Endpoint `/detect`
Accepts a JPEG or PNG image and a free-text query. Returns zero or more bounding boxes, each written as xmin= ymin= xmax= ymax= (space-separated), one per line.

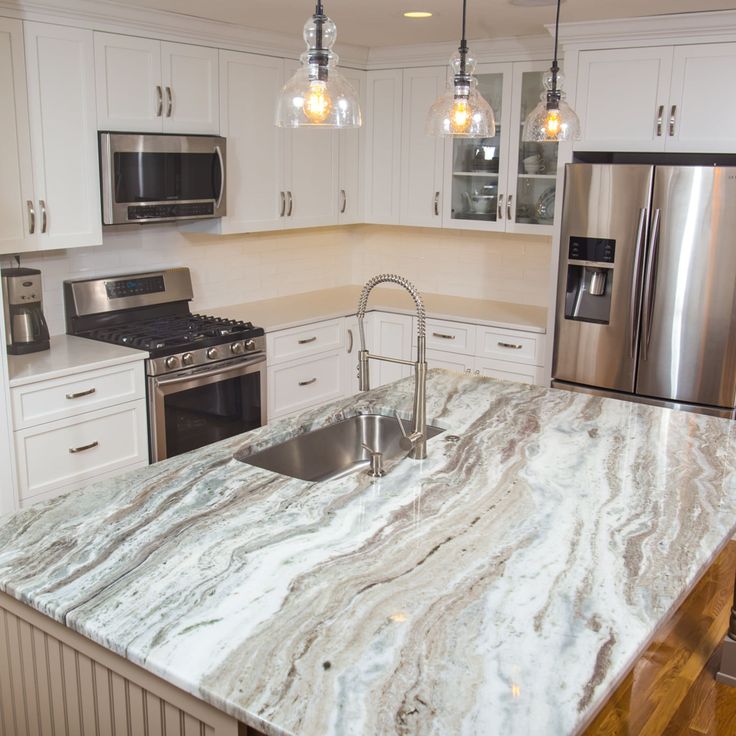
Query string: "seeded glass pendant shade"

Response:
xmin=426 ymin=0 xmax=495 ymax=138
xmin=522 ymin=0 xmax=580 ymax=142
xmin=275 ymin=1 xmax=361 ymax=128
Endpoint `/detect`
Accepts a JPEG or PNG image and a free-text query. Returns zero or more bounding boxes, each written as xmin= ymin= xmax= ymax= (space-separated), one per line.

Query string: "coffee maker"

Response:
xmin=1 ymin=267 xmax=50 ymax=354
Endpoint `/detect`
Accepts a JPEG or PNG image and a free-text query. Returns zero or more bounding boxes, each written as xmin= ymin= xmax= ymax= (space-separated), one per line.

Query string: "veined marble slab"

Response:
xmin=0 ymin=371 xmax=735 ymax=736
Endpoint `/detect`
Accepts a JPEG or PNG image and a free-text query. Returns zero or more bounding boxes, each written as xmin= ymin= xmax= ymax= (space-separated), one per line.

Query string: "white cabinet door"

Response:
xmin=426 ymin=349 xmax=473 ymax=375
xmin=338 ymin=69 xmax=365 ymax=224
xmin=343 ymin=315 xmax=362 ymax=397
xmin=94 ymin=32 xmax=162 ymax=132
xmin=25 ymin=22 xmax=101 ymax=250
xmin=575 ymin=47 xmax=673 ymax=152
xmin=0 ymin=18 xmax=36 ymax=254
xmin=162 ymin=41 xmax=219 ymax=134
xmin=370 ymin=312 xmax=413 ymax=388
xmin=667 ymin=43 xmax=736 ymax=153
xmin=364 ymin=69 xmax=402 ymax=224
xmin=400 ymin=67 xmax=446 ymax=227
xmin=219 ymin=50 xmax=285 ymax=233
xmin=473 ymin=356 xmax=543 ymax=385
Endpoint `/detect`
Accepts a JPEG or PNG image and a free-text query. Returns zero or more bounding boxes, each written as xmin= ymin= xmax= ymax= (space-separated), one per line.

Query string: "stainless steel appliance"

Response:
xmin=1 ymin=267 xmax=50 ymax=355
xmin=99 ymin=133 xmax=226 ymax=225
xmin=553 ymin=164 xmax=736 ymax=418
xmin=64 ymin=268 xmax=266 ymax=461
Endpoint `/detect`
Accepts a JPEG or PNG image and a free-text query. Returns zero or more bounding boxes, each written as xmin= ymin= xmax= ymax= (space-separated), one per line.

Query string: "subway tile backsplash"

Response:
xmin=6 ymin=224 xmax=551 ymax=336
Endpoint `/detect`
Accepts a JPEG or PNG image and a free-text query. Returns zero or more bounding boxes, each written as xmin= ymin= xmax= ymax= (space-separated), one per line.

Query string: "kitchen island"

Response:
xmin=0 ymin=370 xmax=735 ymax=735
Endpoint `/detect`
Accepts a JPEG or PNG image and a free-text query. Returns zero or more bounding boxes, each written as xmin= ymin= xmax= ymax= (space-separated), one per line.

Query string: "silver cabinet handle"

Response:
xmin=497 ymin=341 xmax=522 ymax=350
xmin=66 ymin=387 xmax=96 ymax=400
xmin=432 ymin=332 xmax=456 ymax=340
xmin=347 ymin=328 xmax=354 ymax=353
xmin=39 ymin=199 xmax=47 ymax=233
xmin=497 ymin=193 xmax=504 ymax=220
xmin=641 ymin=208 xmax=661 ymax=361
xmin=69 ymin=441 xmax=99 ymax=454
xmin=669 ymin=105 xmax=676 ymax=136
xmin=287 ymin=190 xmax=293 ymax=216
xmin=156 ymin=85 xmax=163 ymax=117
xmin=298 ymin=378 xmax=317 ymax=386
xmin=340 ymin=189 xmax=347 ymax=214
xmin=26 ymin=200 xmax=35 ymax=234
xmin=630 ymin=208 xmax=648 ymax=359
xmin=298 ymin=336 xmax=317 ymax=344
xmin=507 ymin=194 xmax=513 ymax=221
xmin=166 ymin=86 xmax=173 ymax=117
xmin=433 ymin=191 xmax=440 ymax=216
xmin=214 ymin=146 xmax=225 ymax=210
xmin=279 ymin=191 xmax=286 ymax=217
xmin=656 ymin=104 xmax=664 ymax=136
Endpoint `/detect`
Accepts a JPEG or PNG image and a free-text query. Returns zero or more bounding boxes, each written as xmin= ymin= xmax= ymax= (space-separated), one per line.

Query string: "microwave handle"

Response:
xmin=215 ymin=146 xmax=225 ymax=210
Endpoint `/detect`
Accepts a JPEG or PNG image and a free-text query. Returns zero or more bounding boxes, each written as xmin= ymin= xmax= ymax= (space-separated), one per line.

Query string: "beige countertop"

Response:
xmin=8 ymin=335 xmax=147 ymax=388
xmin=211 ymin=286 xmax=547 ymax=334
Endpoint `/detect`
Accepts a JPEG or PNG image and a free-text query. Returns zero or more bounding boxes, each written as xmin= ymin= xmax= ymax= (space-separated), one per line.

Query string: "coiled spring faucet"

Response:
xmin=356 ymin=274 xmax=428 ymax=460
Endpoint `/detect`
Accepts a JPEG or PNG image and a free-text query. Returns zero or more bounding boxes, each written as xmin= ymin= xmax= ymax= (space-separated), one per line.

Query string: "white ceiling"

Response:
xmin=118 ymin=0 xmax=736 ymax=47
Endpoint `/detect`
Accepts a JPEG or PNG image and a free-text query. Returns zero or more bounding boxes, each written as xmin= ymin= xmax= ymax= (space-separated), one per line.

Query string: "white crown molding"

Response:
xmin=0 ymin=0 xmax=371 ymax=67
xmin=366 ymin=33 xmax=554 ymax=70
xmin=553 ymin=10 xmax=736 ymax=50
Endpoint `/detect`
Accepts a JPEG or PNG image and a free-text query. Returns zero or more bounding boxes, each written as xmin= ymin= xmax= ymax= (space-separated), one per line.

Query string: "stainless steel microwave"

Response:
xmin=99 ymin=132 xmax=226 ymax=225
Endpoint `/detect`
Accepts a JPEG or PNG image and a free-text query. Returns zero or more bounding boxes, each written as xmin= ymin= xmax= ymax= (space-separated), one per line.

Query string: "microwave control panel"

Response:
xmin=127 ymin=202 xmax=215 ymax=221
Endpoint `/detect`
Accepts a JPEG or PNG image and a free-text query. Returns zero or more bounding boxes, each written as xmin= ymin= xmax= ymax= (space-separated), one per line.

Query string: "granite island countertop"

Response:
xmin=0 ymin=372 xmax=735 ymax=735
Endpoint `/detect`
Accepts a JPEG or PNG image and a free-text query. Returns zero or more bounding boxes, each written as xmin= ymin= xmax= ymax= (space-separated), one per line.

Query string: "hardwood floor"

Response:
xmin=584 ymin=542 xmax=736 ymax=736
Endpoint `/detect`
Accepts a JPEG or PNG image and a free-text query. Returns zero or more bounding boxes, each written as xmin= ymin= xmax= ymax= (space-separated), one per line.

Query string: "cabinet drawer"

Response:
xmin=473 ymin=358 xmax=544 ymax=386
xmin=268 ymin=352 xmax=344 ymax=419
xmin=267 ymin=319 xmax=343 ymax=365
xmin=15 ymin=400 xmax=148 ymax=501
xmin=475 ymin=327 xmax=544 ymax=366
xmin=12 ymin=362 xmax=145 ymax=429
xmin=426 ymin=349 xmax=474 ymax=374
xmin=424 ymin=318 xmax=476 ymax=355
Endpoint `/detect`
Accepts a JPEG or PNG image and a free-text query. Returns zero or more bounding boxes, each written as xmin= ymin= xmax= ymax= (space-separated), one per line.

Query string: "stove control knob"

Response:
xmin=182 ymin=352 xmax=194 ymax=366
xmin=165 ymin=356 xmax=179 ymax=370
xmin=206 ymin=347 xmax=219 ymax=360
xmin=245 ymin=339 xmax=256 ymax=351
xmin=230 ymin=341 xmax=245 ymax=355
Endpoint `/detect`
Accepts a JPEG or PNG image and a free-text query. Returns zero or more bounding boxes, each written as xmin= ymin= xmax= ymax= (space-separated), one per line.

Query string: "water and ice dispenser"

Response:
xmin=563 ymin=237 xmax=615 ymax=324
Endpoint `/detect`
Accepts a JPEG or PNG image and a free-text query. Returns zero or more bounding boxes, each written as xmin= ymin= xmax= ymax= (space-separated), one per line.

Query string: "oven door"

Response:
xmin=100 ymin=132 xmax=226 ymax=224
xmin=148 ymin=355 xmax=266 ymax=463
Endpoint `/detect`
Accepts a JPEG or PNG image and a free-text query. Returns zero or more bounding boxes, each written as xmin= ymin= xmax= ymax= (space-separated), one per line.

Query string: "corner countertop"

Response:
xmin=0 ymin=372 xmax=734 ymax=735
xmin=7 ymin=335 xmax=147 ymax=388
xmin=209 ymin=286 xmax=548 ymax=334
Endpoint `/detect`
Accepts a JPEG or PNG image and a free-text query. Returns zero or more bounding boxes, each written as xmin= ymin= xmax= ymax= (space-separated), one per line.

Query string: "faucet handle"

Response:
xmin=395 ymin=412 xmax=423 ymax=452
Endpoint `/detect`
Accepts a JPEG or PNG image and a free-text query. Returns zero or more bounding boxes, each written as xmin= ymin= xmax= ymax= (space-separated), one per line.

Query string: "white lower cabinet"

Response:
xmin=472 ymin=357 xmax=544 ymax=385
xmin=425 ymin=349 xmax=474 ymax=374
xmin=369 ymin=312 xmax=413 ymax=388
xmin=10 ymin=360 xmax=148 ymax=507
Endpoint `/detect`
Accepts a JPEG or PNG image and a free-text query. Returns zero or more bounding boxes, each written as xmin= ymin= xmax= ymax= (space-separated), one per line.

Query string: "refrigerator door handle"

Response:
xmin=630 ymin=207 xmax=648 ymax=359
xmin=641 ymin=208 xmax=662 ymax=361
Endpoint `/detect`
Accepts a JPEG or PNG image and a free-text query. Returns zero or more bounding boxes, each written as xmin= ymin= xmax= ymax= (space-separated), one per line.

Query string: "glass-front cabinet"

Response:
xmin=443 ymin=60 xmax=559 ymax=235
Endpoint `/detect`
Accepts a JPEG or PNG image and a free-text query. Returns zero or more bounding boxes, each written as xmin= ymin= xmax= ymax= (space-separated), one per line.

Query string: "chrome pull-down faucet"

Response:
xmin=356 ymin=274 xmax=428 ymax=461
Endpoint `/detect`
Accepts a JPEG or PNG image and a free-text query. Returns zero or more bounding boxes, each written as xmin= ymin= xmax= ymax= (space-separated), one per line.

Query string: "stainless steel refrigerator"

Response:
xmin=552 ymin=163 xmax=736 ymax=419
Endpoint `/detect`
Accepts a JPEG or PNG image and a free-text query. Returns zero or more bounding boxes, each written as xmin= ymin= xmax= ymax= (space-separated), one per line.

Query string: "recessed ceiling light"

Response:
xmin=403 ymin=11 xmax=433 ymax=18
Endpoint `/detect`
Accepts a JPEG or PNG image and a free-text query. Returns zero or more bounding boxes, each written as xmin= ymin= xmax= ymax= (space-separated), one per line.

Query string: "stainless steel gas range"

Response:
xmin=64 ymin=268 xmax=266 ymax=462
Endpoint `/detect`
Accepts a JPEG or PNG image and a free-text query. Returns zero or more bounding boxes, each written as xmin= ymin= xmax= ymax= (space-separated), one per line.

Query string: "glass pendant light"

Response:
xmin=426 ymin=0 xmax=495 ymax=137
xmin=275 ymin=1 xmax=361 ymax=128
xmin=522 ymin=0 xmax=580 ymax=142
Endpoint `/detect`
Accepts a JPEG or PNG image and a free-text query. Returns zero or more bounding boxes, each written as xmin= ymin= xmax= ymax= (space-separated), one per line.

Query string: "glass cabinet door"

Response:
xmin=511 ymin=67 xmax=560 ymax=232
xmin=445 ymin=69 xmax=509 ymax=229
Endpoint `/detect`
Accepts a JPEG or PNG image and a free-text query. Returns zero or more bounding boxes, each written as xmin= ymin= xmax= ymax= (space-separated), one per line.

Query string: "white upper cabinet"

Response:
xmin=667 ymin=43 xmax=736 ymax=153
xmin=94 ymin=33 xmax=218 ymax=134
xmin=338 ymin=69 xmax=366 ymax=225
xmin=24 ymin=22 xmax=101 ymax=250
xmin=0 ymin=18 xmax=35 ymax=253
xmin=219 ymin=50 xmax=285 ymax=233
xmin=575 ymin=47 xmax=673 ymax=152
xmin=399 ymin=66 xmax=446 ymax=227
xmin=364 ymin=69 xmax=403 ymax=225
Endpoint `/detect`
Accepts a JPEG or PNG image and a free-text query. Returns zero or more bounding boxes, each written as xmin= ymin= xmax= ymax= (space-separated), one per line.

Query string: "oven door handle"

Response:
xmin=153 ymin=356 xmax=265 ymax=389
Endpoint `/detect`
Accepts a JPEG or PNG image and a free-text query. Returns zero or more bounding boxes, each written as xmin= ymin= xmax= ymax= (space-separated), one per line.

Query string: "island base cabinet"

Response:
xmin=0 ymin=592 xmax=243 ymax=736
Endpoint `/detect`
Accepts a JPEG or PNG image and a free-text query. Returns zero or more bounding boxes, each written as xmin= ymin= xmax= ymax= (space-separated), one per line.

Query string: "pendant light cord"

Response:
xmin=458 ymin=0 xmax=468 ymax=76
xmin=551 ymin=0 xmax=561 ymax=85
xmin=314 ymin=0 xmax=324 ymax=57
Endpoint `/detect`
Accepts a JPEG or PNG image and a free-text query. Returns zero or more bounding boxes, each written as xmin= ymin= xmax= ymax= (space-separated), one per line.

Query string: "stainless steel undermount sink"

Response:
xmin=237 ymin=413 xmax=445 ymax=482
